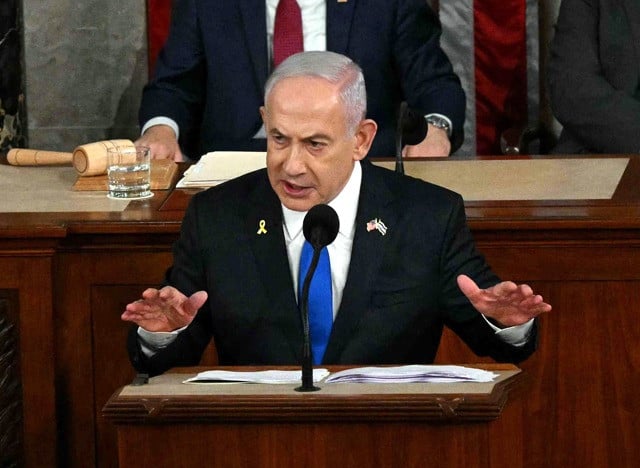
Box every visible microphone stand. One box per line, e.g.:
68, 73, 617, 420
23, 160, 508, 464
395, 101, 407, 175
295, 247, 322, 392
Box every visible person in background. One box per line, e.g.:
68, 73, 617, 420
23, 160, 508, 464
548, 0, 640, 154
137, 0, 465, 161
123, 51, 550, 377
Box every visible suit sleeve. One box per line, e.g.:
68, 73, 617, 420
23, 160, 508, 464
548, 0, 640, 153
139, 0, 206, 155
438, 194, 537, 363
394, 0, 466, 151
127, 193, 214, 376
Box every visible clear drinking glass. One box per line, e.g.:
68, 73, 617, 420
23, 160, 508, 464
106, 145, 153, 199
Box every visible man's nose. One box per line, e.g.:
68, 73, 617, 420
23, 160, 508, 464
282, 144, 306, 175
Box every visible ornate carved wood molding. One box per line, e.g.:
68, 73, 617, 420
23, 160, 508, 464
0, 299, 22, 468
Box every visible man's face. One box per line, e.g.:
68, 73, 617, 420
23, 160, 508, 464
261, 76, 376, 212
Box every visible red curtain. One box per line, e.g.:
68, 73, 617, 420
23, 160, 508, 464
474, 1, 528, 154
146, 0, 173, 76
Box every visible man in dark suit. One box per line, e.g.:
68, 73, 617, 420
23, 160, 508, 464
136, 0, 465, 161
548, 0, 640, 154
123, 51, 550, 376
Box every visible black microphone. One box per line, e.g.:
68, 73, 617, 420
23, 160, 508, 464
395, 101, 429, 175
295, 204, 339, 392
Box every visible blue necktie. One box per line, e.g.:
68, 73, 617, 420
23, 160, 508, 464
298, 241, 333, 365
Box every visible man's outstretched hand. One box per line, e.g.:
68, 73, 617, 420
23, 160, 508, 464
121, 286, 208, 332
457, 274, 552, 327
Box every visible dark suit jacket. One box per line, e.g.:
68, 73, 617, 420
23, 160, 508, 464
139, 0, 465, 159
548, 0, 640, 154
128, 162, 536, 376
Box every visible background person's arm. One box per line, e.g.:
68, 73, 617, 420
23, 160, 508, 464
139, 0, 206, 158
393, 0, 465, 153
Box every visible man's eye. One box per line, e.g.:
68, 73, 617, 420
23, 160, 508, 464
309, 141, 325, 149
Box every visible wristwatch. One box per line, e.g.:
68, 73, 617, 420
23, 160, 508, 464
425, 115, 452, 137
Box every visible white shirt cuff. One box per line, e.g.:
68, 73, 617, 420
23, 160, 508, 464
482, 316, 534, 347
141, 117, 180, 140
137, 325, 186, 357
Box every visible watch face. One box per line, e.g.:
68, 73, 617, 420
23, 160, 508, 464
426, 116, 451, 135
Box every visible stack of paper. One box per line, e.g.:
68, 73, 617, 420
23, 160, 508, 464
181, 365, 497, 385
183, 368, 330, 384
177, 151, 267, 188
324, 365, 498, 384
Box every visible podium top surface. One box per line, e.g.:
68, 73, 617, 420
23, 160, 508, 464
117, 365, 520, 398
103, 364, 523, 423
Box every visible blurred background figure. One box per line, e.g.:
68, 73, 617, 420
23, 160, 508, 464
548, 0, 640, 154
137, 0, 465, 161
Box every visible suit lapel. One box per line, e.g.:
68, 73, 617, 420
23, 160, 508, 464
326, 0, 357, 54
323, 162, 398, 362
239, 0, 269, 93
246, 175, 302, 360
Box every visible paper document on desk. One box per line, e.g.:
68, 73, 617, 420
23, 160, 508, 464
324, 365, 498, 384
183, 368, 330, 384
176, 151, 267, 188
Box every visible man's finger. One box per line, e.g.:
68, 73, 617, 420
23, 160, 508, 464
456, 275, 480, 299
184, 291, 208, 315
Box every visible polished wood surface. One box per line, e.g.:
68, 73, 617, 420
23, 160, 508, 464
1, 155, 640, 467
103, 365, 524, 468
104, 364, 521, 423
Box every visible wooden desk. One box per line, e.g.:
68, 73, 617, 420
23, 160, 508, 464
1, 155, 640, 467
103, 365, 524, 468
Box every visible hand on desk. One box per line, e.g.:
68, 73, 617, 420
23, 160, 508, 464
457, 274, 552, 327
403, 125, 451, 158
135, 124, 185, 162
121, 286, 208, 332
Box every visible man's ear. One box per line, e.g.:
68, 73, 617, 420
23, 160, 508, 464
259, 106, 267, 125
352, 119, 378, 161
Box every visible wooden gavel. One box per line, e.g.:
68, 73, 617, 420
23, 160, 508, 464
6, 139, 135, 176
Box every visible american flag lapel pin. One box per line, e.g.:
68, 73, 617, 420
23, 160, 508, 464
366, 218, 387, 236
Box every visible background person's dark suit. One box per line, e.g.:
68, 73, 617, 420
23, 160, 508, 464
548, 0, 640, 154
128, 162, 536, 376
139, 0, 465, 159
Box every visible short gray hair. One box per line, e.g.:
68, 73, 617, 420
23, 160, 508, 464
264, 51, 367, 135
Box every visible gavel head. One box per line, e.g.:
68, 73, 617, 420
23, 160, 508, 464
73, 139, 135, 176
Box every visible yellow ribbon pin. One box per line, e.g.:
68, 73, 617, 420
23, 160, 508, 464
257, 219, 268, 235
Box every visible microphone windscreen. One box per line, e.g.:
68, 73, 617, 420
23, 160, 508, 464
303, 204, 340, 249
401, 107, 428, 146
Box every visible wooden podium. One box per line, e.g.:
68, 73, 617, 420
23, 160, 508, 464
103, 364, 525, 468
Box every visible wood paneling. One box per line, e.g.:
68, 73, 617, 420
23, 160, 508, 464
0, 295, 21, 467
105, 365, 525, 468
0, 255, 56, 467
54, 250, 172, 467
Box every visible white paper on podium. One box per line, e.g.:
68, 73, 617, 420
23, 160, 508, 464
324, 365, 498, 384
183, 368, 330, 384
177, 151, 267, 188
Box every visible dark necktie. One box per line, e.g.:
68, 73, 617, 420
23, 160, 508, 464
273, 0, 304, 67
298, 241, 333, 365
